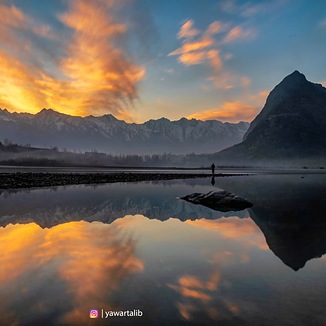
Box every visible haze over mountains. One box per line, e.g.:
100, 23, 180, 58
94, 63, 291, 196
213, 71, 326, 166
1, 70, 326, 167
0, 109, 248, 155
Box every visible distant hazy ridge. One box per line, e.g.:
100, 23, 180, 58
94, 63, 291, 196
0, 109, 248, 155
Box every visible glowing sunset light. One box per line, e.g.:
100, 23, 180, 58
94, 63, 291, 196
0, 0, 325, 122
187, 101, 258, 122
0, 221, 144, 324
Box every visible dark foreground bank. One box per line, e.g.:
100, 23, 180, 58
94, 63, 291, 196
0, 172, 249, 190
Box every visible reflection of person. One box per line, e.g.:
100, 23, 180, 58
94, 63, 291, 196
211, 176, 215, 186
211, 163, 215, 176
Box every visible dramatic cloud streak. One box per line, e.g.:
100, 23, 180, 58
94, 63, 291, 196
177, 20, 200, 39
187, 101, 258, 122
0, 1, 145, 119
223, 26, 256, 43
169, 20, 223, 67
187, 89, 269, 123
169, 19, 255, 89
0, 0, 322, 124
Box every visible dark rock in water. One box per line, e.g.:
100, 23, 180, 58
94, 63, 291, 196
180, 190, 253, 212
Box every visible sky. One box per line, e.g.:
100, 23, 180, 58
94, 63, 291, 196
0, 0, 325, 123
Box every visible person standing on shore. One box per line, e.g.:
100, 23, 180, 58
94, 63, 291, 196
211, 163, 215, 176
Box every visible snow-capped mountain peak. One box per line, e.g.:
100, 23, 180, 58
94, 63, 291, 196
0, 108, 249, 154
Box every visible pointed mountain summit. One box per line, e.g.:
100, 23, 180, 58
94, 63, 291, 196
214, 71, 326, 165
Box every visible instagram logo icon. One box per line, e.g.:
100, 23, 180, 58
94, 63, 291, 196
89, 309, 99, 319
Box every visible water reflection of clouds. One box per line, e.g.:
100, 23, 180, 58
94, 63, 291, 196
167, 217, 269, 322
169, 272, 220, 302
186, 217, 269, 251
0, 221, 143, 325
170, 268, 240, 322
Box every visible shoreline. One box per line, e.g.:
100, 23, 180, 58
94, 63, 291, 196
0, 172, 249, 190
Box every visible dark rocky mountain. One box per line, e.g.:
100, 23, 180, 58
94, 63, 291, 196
0, 108, 248, 155
212, 71, 326, 165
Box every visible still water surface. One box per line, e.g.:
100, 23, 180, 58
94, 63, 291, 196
0, 174, 326, 325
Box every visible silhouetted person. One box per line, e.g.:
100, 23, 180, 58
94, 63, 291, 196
211, 163, 215, 176
211, 176, 215, 186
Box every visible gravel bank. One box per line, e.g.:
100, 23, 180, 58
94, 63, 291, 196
0, 172, 245, 189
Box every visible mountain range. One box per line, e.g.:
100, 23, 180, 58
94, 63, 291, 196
0, 109, 248, 155
212, 71, 326, 165
1, 70, 325, 165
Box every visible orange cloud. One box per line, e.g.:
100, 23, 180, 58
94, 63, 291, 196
223, 26, 256, 43
0, 51, 45, 113
169, 20, 227, 86
249, 90, 269, 107
251, 90, 269, 101
178, 20, 200, 39
187, 101, 258, 122
241, 76, 251, 87
169, 20, 221, 62
205, 21, 224, 35
208, 71, 244, 89
0, 4, 29, 29
0, 4, 57, 54
321, 81, 326, 87
178, 51, 208, 65
207, 50, 222, 71
0, 1, 145, 119
207, 71, 251, 90
0, 4, 31, 53
169, 19, 256, 90
169, 38, 214, 56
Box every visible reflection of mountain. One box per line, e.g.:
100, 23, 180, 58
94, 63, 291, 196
1, 174, 326, 271
0, 182, 249, 229
218, 174, 326, 271
250, 210, 326, 271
